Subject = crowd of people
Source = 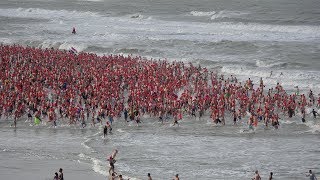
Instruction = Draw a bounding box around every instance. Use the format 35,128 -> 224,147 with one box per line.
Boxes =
1,44 -> 318,179
0,44 -> 320,129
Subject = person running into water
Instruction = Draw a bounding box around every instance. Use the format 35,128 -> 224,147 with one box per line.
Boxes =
306,170 -> 318,180
312,109 -> 318,119
108,149 -> 118,175
252,170 -> 261,180
53,172 -> 59,180
159,115 -> 164,124
110,172 -> 117,180
108,156 -> 116,175
107,121 -> 112,133
173,174 -> 180,180
103,125 -> 108,138
58,168 -> 64,180
232,109 -> 237,125
124,108 -> 129,122
81,118 -> 86,128
248,114 -> 255,131
13,118 -> 17,128
172,114 -> 179,127
72,27 -> 76,34
269,172 -> 273,180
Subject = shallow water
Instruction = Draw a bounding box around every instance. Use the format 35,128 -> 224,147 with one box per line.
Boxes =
1,114 -> 319,179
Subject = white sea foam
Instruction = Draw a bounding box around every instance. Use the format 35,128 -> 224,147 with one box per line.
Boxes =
58,42 -> 88,52
78,153 -> 139,179
307,123 -> 320,134
190,11 -> 216,17
81,138 -> 92,150
117,128 -> 125,133
129,14 -> 144,19
0,8 -> 100,20
210,10 -> 249,20
255,60 -> 287,68
78,153 -> 108,176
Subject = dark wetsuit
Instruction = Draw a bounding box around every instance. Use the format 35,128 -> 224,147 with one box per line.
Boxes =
103,126 -> 108,137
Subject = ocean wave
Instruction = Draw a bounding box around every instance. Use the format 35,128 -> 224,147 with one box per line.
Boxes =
129,13 -> 144,19
211,10 -> 249,20
78,153 -> 108,176
254,60 -> 306,68
33,40 -> 89,52
306,123 -> 320,134
221,65 -> 320,80
190,11 -> 216,17
2,7 -> 320,45
0,7 -> 100,20
216,22 -> 320,35
58,42 -> 88,52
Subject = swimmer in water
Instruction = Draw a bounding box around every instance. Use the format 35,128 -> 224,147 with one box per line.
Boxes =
118,174 -> 130,180
306,170 -> 317,180
72,27 -> 76,34
252,170 -> 261,180
173,174 -> 180,180
269,172 -> 273,180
